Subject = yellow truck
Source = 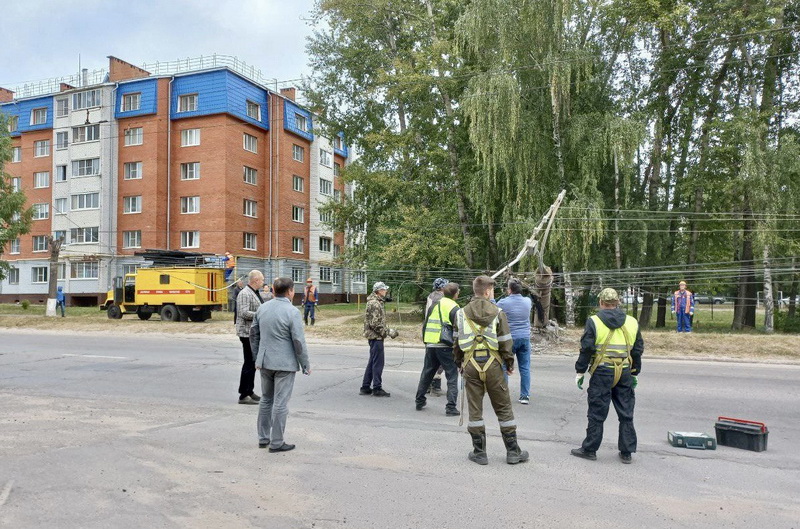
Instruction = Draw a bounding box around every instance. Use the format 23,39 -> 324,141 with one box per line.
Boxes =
104,267 -> 227,322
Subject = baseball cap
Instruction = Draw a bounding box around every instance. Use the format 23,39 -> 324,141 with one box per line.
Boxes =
598,288 -> 619,303
372,281 -> 389,292
433,277 -> 449,290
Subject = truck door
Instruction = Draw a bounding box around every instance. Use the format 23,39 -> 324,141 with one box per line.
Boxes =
124,275 -> 136,303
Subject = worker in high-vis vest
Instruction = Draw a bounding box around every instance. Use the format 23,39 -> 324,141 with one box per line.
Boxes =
671,280 -> 694,333
571,287 -> 644,464
415,282 -> 461,416
454,275 -> 528,465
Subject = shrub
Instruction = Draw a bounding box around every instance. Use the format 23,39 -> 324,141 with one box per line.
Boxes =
774,311 -> 800,333
21,300 -> 30,310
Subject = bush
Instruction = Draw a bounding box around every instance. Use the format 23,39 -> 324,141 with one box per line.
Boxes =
774,311 -> 800,333
21,300 -> 30,310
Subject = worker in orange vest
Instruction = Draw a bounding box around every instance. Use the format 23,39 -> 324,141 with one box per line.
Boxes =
671,281 -> 694,332
223,252 -> 236,281
303,278 -> 318,325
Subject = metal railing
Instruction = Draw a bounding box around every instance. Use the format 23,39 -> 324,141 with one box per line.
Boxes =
140,54 -> 277,89
12,69 -> 107,99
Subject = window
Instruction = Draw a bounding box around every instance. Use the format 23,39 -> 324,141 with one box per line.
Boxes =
34,140 -> 50,157
334,136 -> 343,150
292,175 -> 304,192
354,271 -> 367,283
8,267 -> 19,284
70,227 -> 99,244
243,166 -> 257,185
11,177 -> 20,191
243,232 -> 257,251
123,264 -> 139,276
71,193 -> 99,210
291,206 -> 304,223
73,89 -> 101,110
181,162 -> 200,180
32,266 -> 48,283
54,198 -> 68,214
56,165 -> 67,182
332,270 -> 341,285
72,158 -> 100,176
32,235 -> 48,252
73,124 -> 100,143
246,100 -> 261,120
320,210 -> 333,224
291,267 -> 305,283
54,230 -> 66,243
124,162 -> 142,180
292,144 -> 304,162
10,238 -> 20,254
11,147 -> 20,162
32,203 -> 49,220
70,261 -> 99,279
295,114 -> 308,132
123,231 -> 141,248
180,196 -> 200,214
334,189 -> 342,202
243,199 -> 257,218
292,237 -> 303,253
319,266 -> 332,282
56,98 -> 69,117
34,171 -> 50,189
181,231 -> 200,248
178,94 -> 198,112
333,244 -> 341,257
122,93 -> 141,112
57,262 -> 66,280
123,195 -> 142,214
334,162 -> 341,176
160,274 -> 170,284
319,237 -> 332,252
320,149 -> 332,167
56,131 -> 69,149
8,115 -> 18,132
124,127 -> 143,146
181,128 -> 200,146
319,178 -> 333,196
31,107 -> 47,125
243,133 -> 258,153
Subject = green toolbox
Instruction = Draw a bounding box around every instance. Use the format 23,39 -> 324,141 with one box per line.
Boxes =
667,431 -> 717,450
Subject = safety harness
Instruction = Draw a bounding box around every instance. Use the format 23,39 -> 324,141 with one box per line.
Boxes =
588,318 -> 633,388
460,314 -> 502,384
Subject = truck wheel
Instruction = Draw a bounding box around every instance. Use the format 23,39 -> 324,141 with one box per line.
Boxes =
107,305 -> 123,319
160,304 -> 179,322
137,310 -> 153,321
177,306 -> 190,322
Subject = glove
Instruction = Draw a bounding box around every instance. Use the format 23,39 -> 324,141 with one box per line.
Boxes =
576,373 -> 585,390
689,312 -> 694,316
388,328 -> 399,339
632,375 -> 638,389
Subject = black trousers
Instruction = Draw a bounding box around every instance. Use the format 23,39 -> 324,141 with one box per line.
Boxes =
581,366 -> 637,453
415,346 -> 459,411
361,339 -> 385,390
238,336 -> 256,398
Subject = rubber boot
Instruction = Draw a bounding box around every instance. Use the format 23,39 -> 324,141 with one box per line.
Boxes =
503,432 -> 529,465
468,433 -> 488,465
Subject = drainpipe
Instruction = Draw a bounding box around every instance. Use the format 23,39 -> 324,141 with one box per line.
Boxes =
167,77 -> 174,249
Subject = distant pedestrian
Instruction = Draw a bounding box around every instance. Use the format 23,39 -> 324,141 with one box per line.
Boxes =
302,278 -> 318,326
250,277 -> 311,453
262,282 -> 275,302
416,282 -> 460,416
497,278 -> 533,404
671,281 -> 694,333
425,277 -> 449,396
56,286 -> 66,317
360,281 -> 398,397
236,270 -> 265,405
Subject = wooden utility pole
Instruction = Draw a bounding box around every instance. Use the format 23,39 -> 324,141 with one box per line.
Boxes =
45,236 -> 63,317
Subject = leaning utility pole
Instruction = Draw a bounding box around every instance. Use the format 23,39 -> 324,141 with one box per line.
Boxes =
45,235 -> 63,317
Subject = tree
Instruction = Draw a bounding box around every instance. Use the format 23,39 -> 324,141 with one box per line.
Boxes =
0,117 -> 32,281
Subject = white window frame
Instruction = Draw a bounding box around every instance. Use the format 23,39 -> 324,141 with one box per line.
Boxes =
122,93 -> 141,112
123,264 -> 139,276
8,115 -> 18,132
181,162 -> 200,180
181,128 -> 200,147
8,267 -> 19,284
31,107 -> 47,125
32,203 -> 49,220
319,266 -> 332,283
123,230 -> 142,249
291,267 -> 305,283
178,94 -> 198,112
123,195 -> 142,214
334,244 -> 341,258
320,210 -> 333,224
334,162 -> 341,176
11,177 -> 21,191
32,266 -> 48,283
292,237 -> 303,253
55,166 -> 67,182
54,198 -> 68,214
295,114 -> 308,132
72,124 -> 100,143
70,193 -> 100,211
332,270 -> 341,285
334,189 -> 342,202
32,235 -> 48,252
292,175 -> 304,192
70,227 -> 99,244
180,196 -> 200,214
292,206 -> 304,223
320,178 -> 333,196
243,133 -> 258,153
70,261 -> 99,280
180,231 -> 200,249
243,166 -> 257,185
334,136 -> 343,150
124,127 -> 143,146
73,89 -> 101,110
10,238 -> 20,254
292,144 -> 304,162
33,171 -> 50,189
57,262 -> 66,280
243,199 -> 257,218
124,162 -> 142,180
246,100 -> 261,120
56,131 -> 69,150
354,271 -> 367,283
11,147 -> 21,162
320,149 -> 332,168
56,98 -> 69,117
72,158 -> 100,177
319,237 -> 332,253
243,232 -> 257,251
34,140 -> 50,157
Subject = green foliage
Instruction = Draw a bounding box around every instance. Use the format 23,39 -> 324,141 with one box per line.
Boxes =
0,115 -> 33,281
774,310 -> 800,334
21,300 -> 30,310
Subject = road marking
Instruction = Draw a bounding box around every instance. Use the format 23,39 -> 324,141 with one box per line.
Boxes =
62,354 -> 127,360
0,480 -> 13,508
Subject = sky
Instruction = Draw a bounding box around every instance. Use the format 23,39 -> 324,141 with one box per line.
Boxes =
0,0 -> 318,93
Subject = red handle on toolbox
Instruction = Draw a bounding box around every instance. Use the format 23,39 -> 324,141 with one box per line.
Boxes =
717,416 -> 767,433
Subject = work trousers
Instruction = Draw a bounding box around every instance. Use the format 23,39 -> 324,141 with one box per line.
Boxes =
56,301 -> 65,317
676,311 -> 692,332
581,366 -> 637,454
464,358 -> 516,437
415,346 -> 459,411
257,369 -> 296,448
238,337 -> 256,398
304,303 -> 316,325
361,339 -> 385,390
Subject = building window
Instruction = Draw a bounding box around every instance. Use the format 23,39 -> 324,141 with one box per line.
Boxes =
71,192 -> 99,210
32,235 -> 48,252
292,237 -> 303,253
123,231 -> 141,249
123,264 -> 139,276
243,133 -> 258,153
320,149 -> 332,167
334,162 -> 341,176
54,231 -> 66,244
73,89 -> 101,110
34,171 -> 50,189
124,162 -> 142,180
243,232 -> 257,251
122,93 -> 141,112
11,147 -> 21,162
55,166 -> 67,182
292,175 -> 304,192
57,262 -> 66,280
34,140 -> 50,157
319,178 -> 333,196
291,267 -> 305,283
334,189 -> 342,202
70,261 -> 99,279
181,128 -> 200,147
56,98 -> 69,117
123,195 -> 142,214
180,196 -> 200,214
320,210 -> 333,224
54,198 -> 68,214
72,158 -> 100,177
181,231 -> 200,248
56,131 -> 69,150
319,237 -> 332,252
333,244 -> 341,257
32,203 -> 49,220
292,144 -> 304,162
243,199 -> 257,218
178,94 -> 198,112
295,114 -> 308,132
32,266 -> 48,283
10,238 -> 20,254
246,100 -> 261,120
319,266 -> 332,282
11,177 -> 21,191
124,127 -> 143,146
291,206 -> 304,223
31,107 -> 47,125
8,267 -> 19,284
181,162 -> 200,180
334,136 -> 343,150
243,166 -> 257,185
354,271 -> 366,283
8,115 -> 18,132
72,124 -> 100,143
332,270 -> 341,285
70,227 -> 99,244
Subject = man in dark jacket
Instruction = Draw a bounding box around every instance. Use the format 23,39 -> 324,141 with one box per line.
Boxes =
416,282 -> 460,415
360,281 -> 398,397
571,287 -> 644,464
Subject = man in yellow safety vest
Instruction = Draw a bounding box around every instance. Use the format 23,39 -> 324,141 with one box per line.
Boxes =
571,287 -> 644,464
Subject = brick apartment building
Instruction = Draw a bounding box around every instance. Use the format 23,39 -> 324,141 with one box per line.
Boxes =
0,55 -> 367,305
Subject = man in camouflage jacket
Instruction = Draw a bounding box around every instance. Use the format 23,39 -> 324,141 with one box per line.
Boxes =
361,281 -> 397,397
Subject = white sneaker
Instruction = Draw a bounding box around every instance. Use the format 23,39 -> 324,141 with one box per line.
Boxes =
519,397 -> 530,405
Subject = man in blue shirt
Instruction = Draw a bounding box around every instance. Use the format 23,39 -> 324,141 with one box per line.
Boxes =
56,286 -> 66,317
497,278 -> 533,404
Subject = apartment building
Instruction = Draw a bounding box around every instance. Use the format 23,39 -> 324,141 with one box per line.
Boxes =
1,55 -> 365,305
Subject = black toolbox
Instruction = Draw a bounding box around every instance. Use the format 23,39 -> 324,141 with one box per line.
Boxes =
714,416 -> 769,452
668,431 -> 717,450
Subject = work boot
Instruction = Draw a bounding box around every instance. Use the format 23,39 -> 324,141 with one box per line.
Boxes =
570,448 -> 597,461
502,432 -> 529,464
619,452 -> 632,464
468,433 -> 488,465
372,388 -> 391,397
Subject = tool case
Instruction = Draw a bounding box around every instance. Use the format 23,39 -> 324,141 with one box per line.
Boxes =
714,417 -> 769,452
667,431 -> 717,450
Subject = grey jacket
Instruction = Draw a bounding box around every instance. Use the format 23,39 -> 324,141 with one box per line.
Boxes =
249,297 -> 310,373
236,285 -> 263,338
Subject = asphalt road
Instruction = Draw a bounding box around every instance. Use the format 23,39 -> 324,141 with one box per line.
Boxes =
1,329 -> 798,528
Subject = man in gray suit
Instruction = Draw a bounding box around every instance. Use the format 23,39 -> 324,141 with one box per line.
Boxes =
250,277 -> 311,453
